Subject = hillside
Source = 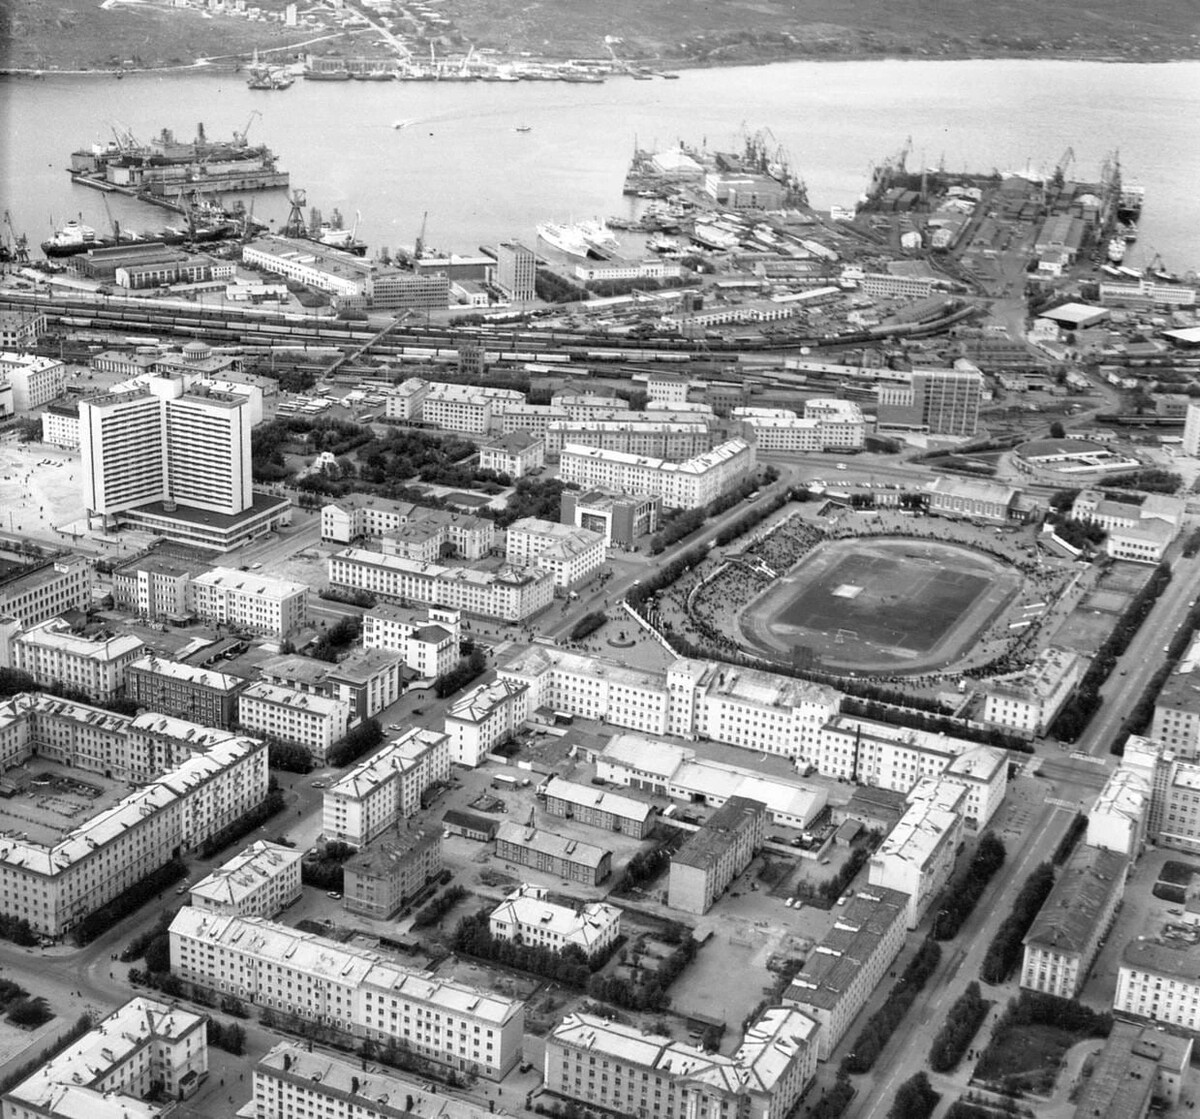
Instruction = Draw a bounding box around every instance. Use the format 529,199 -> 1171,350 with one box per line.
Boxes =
2,0 -> 1198,73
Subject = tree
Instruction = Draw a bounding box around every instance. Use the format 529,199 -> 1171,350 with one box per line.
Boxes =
887,1072 -> 939,1119
7,997 -> 52,1028
1048,421 -> 1066,439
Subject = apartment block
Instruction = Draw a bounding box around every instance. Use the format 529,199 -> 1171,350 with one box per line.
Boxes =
15,617 -> 144,702
490,884 -> 621,959
478,431 -> 545,479
253,1042 -> 510,1119
668,797 -> 766,914
504,518 -> 606,590
343,828 -> 443,920
319,498 -> 495,558
876,368 -> 983,437
1020,844 -> 1128,999
782,886 -> 908,1060
258,650 -> 405,723
169,908 -> 525,1079
813,716 -> 1007,830
323,728 -> 451,845
444,679 -> 530,767
867,780 -> 964,929
542,776 -> 657,838
0,694 -> 268,936
111,552 -> 207,619
1071,1023 -> 1192,1119
0,555 -> 93,628
0,352 -> 66,411
494,823 -> 612,885
420,382 -> 526,435
498,645 -> 842,761
1088,767 -> 1151,859
545,1006 -> 818,1119
558,439 -> 756,511
980,646 -> 1086,738
362,603 -> 461,680
237,682 -> 351,765
495,241 -> 536,302
1,997 -> 207,1119
545,419 -> 713,461
189,566 -> 308,638
328,550 -> 554,623
188,839 -> 303,918
1150,635 -> 1200,760
125,654 -> 247,729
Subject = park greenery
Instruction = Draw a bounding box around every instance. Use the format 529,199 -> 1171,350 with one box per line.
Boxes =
412,884 -> 468,928
934,833 -> 1006,940
302,841 -> 357,892
311,614 -> 363,663
269,741 -> 314,773
929,982 -> 990,1072
569,612 -> 607,642
842,940 -> 942,1074
980,863 -> 1055,984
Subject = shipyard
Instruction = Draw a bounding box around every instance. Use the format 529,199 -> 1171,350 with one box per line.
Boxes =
2,21 -> 1200,1119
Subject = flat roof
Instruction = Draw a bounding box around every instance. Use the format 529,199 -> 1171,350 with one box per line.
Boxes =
672,797 -> 766,870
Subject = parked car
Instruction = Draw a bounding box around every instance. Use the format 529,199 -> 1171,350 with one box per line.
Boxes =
326,891 -> 342,900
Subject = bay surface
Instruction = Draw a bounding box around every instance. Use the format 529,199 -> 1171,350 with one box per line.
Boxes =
2,59 -> 1199,270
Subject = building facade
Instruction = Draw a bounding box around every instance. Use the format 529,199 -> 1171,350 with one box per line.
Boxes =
237,683 -> 351,765
14,618 -> 145,702
126,655 -> 246,729
189,567 -> 309,638
343,828 -> 443,919
444,679 -> 530,768
188,840 -> 304,918
504,518 -> 606,590
542,776 -> 657,839
494,823 -> 612,885
490,885 -> 621,958
668,797 -> 767,914
169,907 -> 525,1079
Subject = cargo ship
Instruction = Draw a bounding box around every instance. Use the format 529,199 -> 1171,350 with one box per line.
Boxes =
39,208 -> 240,258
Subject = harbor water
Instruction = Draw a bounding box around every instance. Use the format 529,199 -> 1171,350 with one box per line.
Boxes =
2,59 -> 1199,269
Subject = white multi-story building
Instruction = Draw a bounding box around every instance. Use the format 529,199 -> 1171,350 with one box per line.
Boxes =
545,1006 -> 819,1119
498,646 -> 842,761
237,683 -> 351,764
362,603 -> 461,680
0,694 -> 268,936
980,646 -> 1087,738
479,431 -> 545,479
80,374 -> 253,522
41,401 -> 80,448
734,399 -> 866,453
558,439 -> 756,511
1020,844 -> 1128,999
169,908 -> 526,1078
323,728 -> 451,845
419,382 -> 526,435
188,840 -> 303,918
258,650 -> 405,724
668,796 -> 767,914
444,679 -> 530,767
322,498 -> 496,558
1088,767 -> 1151,859
544,419 -> 713,461
189,567 -> 309,638
0,352 -> 66,412
504,518 -> 605,590
253,1041 -> 500,1119
812,716 -> 1007,830
14,617 -> 145,701
867,780 -> 964,929
1152,635 -> 1200,760
1116,932 -> 1200,1033
1,997 -> 208,1119
111,552 -> 205,620
783,887 -> 909,1060
328,550 -> 554,623
0,555 -> 93,629
490,885 -> 621,958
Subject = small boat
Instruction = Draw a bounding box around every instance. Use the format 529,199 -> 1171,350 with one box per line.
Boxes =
1106,236 -> 1126,264
393,119 -> 416,130
515,125 -> 532,133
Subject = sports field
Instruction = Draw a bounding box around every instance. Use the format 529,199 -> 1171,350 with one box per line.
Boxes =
740,536 -> 1022,673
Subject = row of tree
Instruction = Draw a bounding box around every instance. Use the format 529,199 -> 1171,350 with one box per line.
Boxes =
434,648 -> 488,699
887,1072 -> 940,1119
842,940 -> 942,1074
412,884 -> 467,928
933,833 -> 1006,940
980,863 -> 1055,984
73,857 -> 188,945
928,981 -> 990,1072
199,781 -> 286,858
1051,560 -> 1172,742
568,612 -> 607,642
326,718 -> 385,768
268,741 -> 314,773
452,910 -> 598,988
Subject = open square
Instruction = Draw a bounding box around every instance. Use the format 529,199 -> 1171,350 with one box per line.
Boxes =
740,537 -> 1023,673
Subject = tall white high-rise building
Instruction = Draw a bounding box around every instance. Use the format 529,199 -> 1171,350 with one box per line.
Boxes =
79,372 -> 286,550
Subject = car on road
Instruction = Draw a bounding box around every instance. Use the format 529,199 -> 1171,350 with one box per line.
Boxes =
326,891 -> 342,900
311,780 -> 326,788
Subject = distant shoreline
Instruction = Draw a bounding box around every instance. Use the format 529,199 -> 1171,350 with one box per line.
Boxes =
0,49 -> 1195,80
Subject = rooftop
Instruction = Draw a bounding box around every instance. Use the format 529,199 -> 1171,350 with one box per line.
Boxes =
191,566 -> 308,600
672,797 -> 766,870
189,840 -> 303,906
128,654 -> 244,692
543,777 -> 656,823
1025,845 -> 1128,956
495,822 -> 611,870
169,907 -> 523,1024
490,884 -> 620,951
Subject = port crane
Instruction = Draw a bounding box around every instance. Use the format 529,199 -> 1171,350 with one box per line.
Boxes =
414,210 -> 428,258
109,121 -> 141,154
234,110 -> 262,148
283,189 -> 308,239
2,211 -> 29,264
